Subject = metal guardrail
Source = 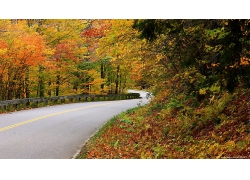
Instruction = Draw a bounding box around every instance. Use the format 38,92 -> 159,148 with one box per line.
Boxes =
0,93 -> 141,111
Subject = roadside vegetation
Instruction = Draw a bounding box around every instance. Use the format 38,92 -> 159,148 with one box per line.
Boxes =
77,20 -> 250,159
77,87 -> 249,158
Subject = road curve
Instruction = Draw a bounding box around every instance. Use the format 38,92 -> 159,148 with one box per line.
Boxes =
0,90 -> 149,159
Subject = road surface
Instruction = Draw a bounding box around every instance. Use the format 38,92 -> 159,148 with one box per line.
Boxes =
0,90 -> 149,159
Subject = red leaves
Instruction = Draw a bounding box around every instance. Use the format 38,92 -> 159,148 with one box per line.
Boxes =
54,41 -> 77,63
81,20 -> 111,56
82,20 -> 111,39
82,28 -> 104,38
78,88 -> 250,159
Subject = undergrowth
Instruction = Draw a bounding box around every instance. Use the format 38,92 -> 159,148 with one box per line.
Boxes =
77,88 -> 250,159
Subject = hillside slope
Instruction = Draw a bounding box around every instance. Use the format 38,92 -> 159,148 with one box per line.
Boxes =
77,88 -> 249,159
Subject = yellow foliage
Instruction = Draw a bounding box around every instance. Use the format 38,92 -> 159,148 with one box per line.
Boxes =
0,48 -> 7,55
199,88 -> 207,95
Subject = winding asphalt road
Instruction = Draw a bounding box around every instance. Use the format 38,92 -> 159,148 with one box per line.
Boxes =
0,90 -> 149,159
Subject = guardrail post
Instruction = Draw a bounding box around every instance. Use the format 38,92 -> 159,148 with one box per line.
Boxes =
76,95 -> 81,102
44,98 -> 48,106
0,104 -> 5,111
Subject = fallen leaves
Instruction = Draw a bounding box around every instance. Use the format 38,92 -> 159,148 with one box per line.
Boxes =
78,89 -> 250,159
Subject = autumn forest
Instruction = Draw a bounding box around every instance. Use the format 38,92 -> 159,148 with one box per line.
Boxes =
1,19 -> 250,158
0,19 -> 143,100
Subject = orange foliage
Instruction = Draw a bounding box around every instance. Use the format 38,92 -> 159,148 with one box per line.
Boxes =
240,57 -> 250,66
10,33 -> 46,66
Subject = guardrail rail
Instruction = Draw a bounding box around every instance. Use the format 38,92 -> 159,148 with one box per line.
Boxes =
0,93 -> 141,112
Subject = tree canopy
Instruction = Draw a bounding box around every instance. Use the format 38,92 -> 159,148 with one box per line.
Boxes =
1,19 -> 250,101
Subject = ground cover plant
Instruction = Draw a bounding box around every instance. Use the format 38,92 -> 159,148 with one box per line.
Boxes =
77,88 -> 249,158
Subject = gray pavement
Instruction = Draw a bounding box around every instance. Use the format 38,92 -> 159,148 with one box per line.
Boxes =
0,90 -> 149,159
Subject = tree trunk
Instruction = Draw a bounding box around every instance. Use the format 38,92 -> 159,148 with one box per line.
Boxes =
115,65 -> 120,94
56,74 -> 60,96
48,80 -> 52,97
25,68 -> 30,98
7,70 -> 15,100
100,61 -> 105,92
37,66 -> 45,97
0,76 -> 3,100
38,79 -> 44,97
16,82 -> 22,99
7,81 -> 14,100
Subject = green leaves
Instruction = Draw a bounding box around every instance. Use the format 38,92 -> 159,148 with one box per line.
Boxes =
114,140 -> 119,149
135,19 -> 250,93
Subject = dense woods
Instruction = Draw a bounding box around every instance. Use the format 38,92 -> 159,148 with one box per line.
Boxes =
0,19 -> 142,100
0,19 -> 249,158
